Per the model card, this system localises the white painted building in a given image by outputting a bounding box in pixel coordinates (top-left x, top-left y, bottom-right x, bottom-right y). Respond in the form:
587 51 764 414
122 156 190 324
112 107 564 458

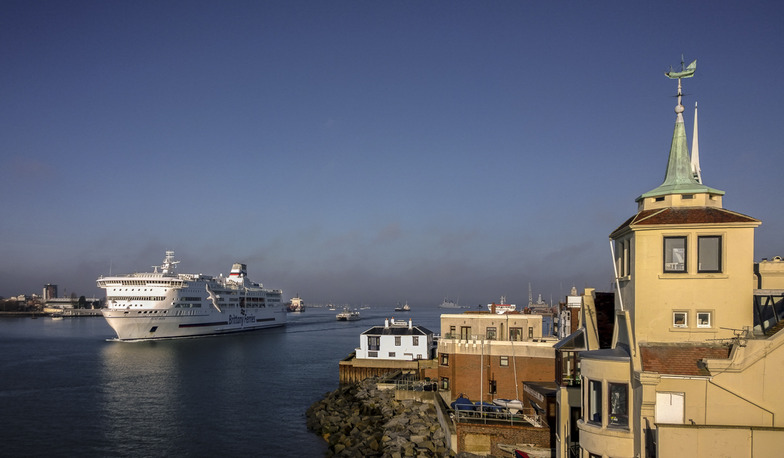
355 318 436 361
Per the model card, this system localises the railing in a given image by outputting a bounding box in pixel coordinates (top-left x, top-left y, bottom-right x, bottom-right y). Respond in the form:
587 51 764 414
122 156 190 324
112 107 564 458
452 405 543 427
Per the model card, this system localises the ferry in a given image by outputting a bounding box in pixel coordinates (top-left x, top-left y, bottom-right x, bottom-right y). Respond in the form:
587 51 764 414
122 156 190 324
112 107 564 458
97 251 285 341
336 307 360 321
488 296 516 314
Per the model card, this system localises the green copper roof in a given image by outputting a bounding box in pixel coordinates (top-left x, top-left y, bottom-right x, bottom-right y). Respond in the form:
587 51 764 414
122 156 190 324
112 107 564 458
636 115 724 201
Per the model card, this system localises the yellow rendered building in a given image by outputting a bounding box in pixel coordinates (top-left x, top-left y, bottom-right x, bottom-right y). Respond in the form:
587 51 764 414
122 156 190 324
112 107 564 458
558 70 784 457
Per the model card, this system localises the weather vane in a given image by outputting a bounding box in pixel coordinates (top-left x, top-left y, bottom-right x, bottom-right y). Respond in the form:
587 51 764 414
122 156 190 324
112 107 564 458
665 56 697 114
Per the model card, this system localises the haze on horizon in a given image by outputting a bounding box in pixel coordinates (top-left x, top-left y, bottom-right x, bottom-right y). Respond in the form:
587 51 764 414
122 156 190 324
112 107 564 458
2 1 783 308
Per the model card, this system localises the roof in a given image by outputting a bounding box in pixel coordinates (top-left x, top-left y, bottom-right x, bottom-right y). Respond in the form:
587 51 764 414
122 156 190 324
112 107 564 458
361 325 433 336
636 116 724 201
610 207 760 237
640 344 731 376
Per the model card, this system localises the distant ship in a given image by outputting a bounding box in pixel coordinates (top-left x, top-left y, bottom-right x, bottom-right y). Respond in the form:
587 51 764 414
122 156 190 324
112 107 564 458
286 295 305 313
394 301 411 312
336 307 360 321
97 251 285 341
487 296 516 314
439 297 463 309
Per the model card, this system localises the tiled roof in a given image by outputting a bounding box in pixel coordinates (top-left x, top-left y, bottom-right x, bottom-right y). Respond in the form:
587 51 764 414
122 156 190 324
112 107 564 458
640 344 731 376
610 207 759 237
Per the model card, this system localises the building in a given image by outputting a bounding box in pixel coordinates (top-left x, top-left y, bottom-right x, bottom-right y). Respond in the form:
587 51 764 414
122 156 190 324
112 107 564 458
555 66 784 457
355 317 436 361
339 318 437 384
438 311 556 405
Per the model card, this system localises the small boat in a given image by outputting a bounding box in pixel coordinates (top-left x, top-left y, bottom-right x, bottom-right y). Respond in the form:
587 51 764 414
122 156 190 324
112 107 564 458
336 307 360 321
450 394 474 412
488 296 516 314
493 398 524 414
394 301 411 312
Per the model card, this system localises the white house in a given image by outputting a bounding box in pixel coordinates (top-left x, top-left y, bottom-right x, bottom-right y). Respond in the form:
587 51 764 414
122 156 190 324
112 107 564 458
356 318 436 361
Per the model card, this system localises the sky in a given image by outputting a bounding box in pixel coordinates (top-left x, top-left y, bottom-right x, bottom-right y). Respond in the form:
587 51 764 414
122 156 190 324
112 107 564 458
1 1 783 307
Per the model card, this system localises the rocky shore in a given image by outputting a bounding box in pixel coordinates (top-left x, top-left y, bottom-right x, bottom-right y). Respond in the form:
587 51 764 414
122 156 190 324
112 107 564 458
306 377 454 457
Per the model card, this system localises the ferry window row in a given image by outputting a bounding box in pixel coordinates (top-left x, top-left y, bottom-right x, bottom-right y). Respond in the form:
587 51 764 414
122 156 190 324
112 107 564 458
109 296 166 301
664 235 722 273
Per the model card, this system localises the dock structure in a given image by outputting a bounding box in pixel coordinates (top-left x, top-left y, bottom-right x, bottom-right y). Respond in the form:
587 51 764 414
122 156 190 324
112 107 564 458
338 351 437 384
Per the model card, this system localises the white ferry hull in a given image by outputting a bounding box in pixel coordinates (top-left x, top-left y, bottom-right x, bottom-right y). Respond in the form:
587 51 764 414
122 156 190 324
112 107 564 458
102 308 286 341
97 251 286 341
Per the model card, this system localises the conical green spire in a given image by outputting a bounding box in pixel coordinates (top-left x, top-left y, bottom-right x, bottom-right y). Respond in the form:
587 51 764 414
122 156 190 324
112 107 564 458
637 66 723 202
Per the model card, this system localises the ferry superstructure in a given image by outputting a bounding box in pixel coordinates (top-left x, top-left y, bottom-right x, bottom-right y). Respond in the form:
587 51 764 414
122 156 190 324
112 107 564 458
97 251 285 340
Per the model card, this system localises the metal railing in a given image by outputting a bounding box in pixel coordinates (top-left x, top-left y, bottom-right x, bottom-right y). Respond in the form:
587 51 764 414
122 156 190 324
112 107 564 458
452 405 543 427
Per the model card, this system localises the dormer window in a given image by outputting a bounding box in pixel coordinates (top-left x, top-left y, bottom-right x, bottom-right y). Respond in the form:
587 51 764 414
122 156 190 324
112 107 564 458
664 236 687 272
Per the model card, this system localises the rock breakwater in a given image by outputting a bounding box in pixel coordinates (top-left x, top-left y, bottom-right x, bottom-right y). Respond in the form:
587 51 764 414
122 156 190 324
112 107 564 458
306 377 453 457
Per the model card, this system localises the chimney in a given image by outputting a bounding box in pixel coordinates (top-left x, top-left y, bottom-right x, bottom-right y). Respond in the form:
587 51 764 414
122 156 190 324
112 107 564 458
408 318 412 330
385 318 389 328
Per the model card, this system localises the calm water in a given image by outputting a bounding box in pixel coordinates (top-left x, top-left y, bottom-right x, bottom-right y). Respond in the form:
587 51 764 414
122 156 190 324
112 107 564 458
0 306 444 457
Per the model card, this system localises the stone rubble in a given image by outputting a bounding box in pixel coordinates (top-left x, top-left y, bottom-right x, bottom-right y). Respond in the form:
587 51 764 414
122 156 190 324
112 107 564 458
306 377 455 457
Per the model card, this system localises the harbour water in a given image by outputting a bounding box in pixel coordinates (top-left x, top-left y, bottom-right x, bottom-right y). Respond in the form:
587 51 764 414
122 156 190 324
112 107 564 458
0 306 446 457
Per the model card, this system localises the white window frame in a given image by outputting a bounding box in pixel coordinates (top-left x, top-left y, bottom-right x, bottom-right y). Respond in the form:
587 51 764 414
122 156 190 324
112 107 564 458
697 311 712 328
673 311 688 328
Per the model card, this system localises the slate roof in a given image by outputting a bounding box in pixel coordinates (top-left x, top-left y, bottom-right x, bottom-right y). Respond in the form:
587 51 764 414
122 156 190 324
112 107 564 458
361 325 433 336
610 207 759 238
639 344 731 376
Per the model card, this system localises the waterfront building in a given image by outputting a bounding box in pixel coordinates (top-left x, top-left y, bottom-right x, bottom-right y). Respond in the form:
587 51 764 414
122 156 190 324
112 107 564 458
355 318 436 361
339 318 437 384
554 68 784 457
437 311 556 405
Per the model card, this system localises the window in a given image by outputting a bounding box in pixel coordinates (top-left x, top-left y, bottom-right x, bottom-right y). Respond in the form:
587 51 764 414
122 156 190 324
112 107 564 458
449 325 456 338
486 327 497 340
697 311 711 328
500 356 509 367
588 380 602 424
510 327 522 341
673 312 688 328
388 352 395 358
528 327 534 339
369 351 378 358
460 326 471 340
368 336 380 351
395 336 401 346
441 353 449 366
616 238 630 277
664 236 687 272
441 377 450 390
698 236 722 273
609 383 628 427
412 336 419 345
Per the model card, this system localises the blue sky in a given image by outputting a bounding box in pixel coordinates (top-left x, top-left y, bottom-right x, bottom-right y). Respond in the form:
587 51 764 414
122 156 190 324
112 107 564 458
2 1 783 306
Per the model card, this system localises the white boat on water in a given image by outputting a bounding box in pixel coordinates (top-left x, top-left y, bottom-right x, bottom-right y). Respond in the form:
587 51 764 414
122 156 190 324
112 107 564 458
97 251 286 341
286 295 305 313
394 301 411 312
488 296 516 314
336 307 360 321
